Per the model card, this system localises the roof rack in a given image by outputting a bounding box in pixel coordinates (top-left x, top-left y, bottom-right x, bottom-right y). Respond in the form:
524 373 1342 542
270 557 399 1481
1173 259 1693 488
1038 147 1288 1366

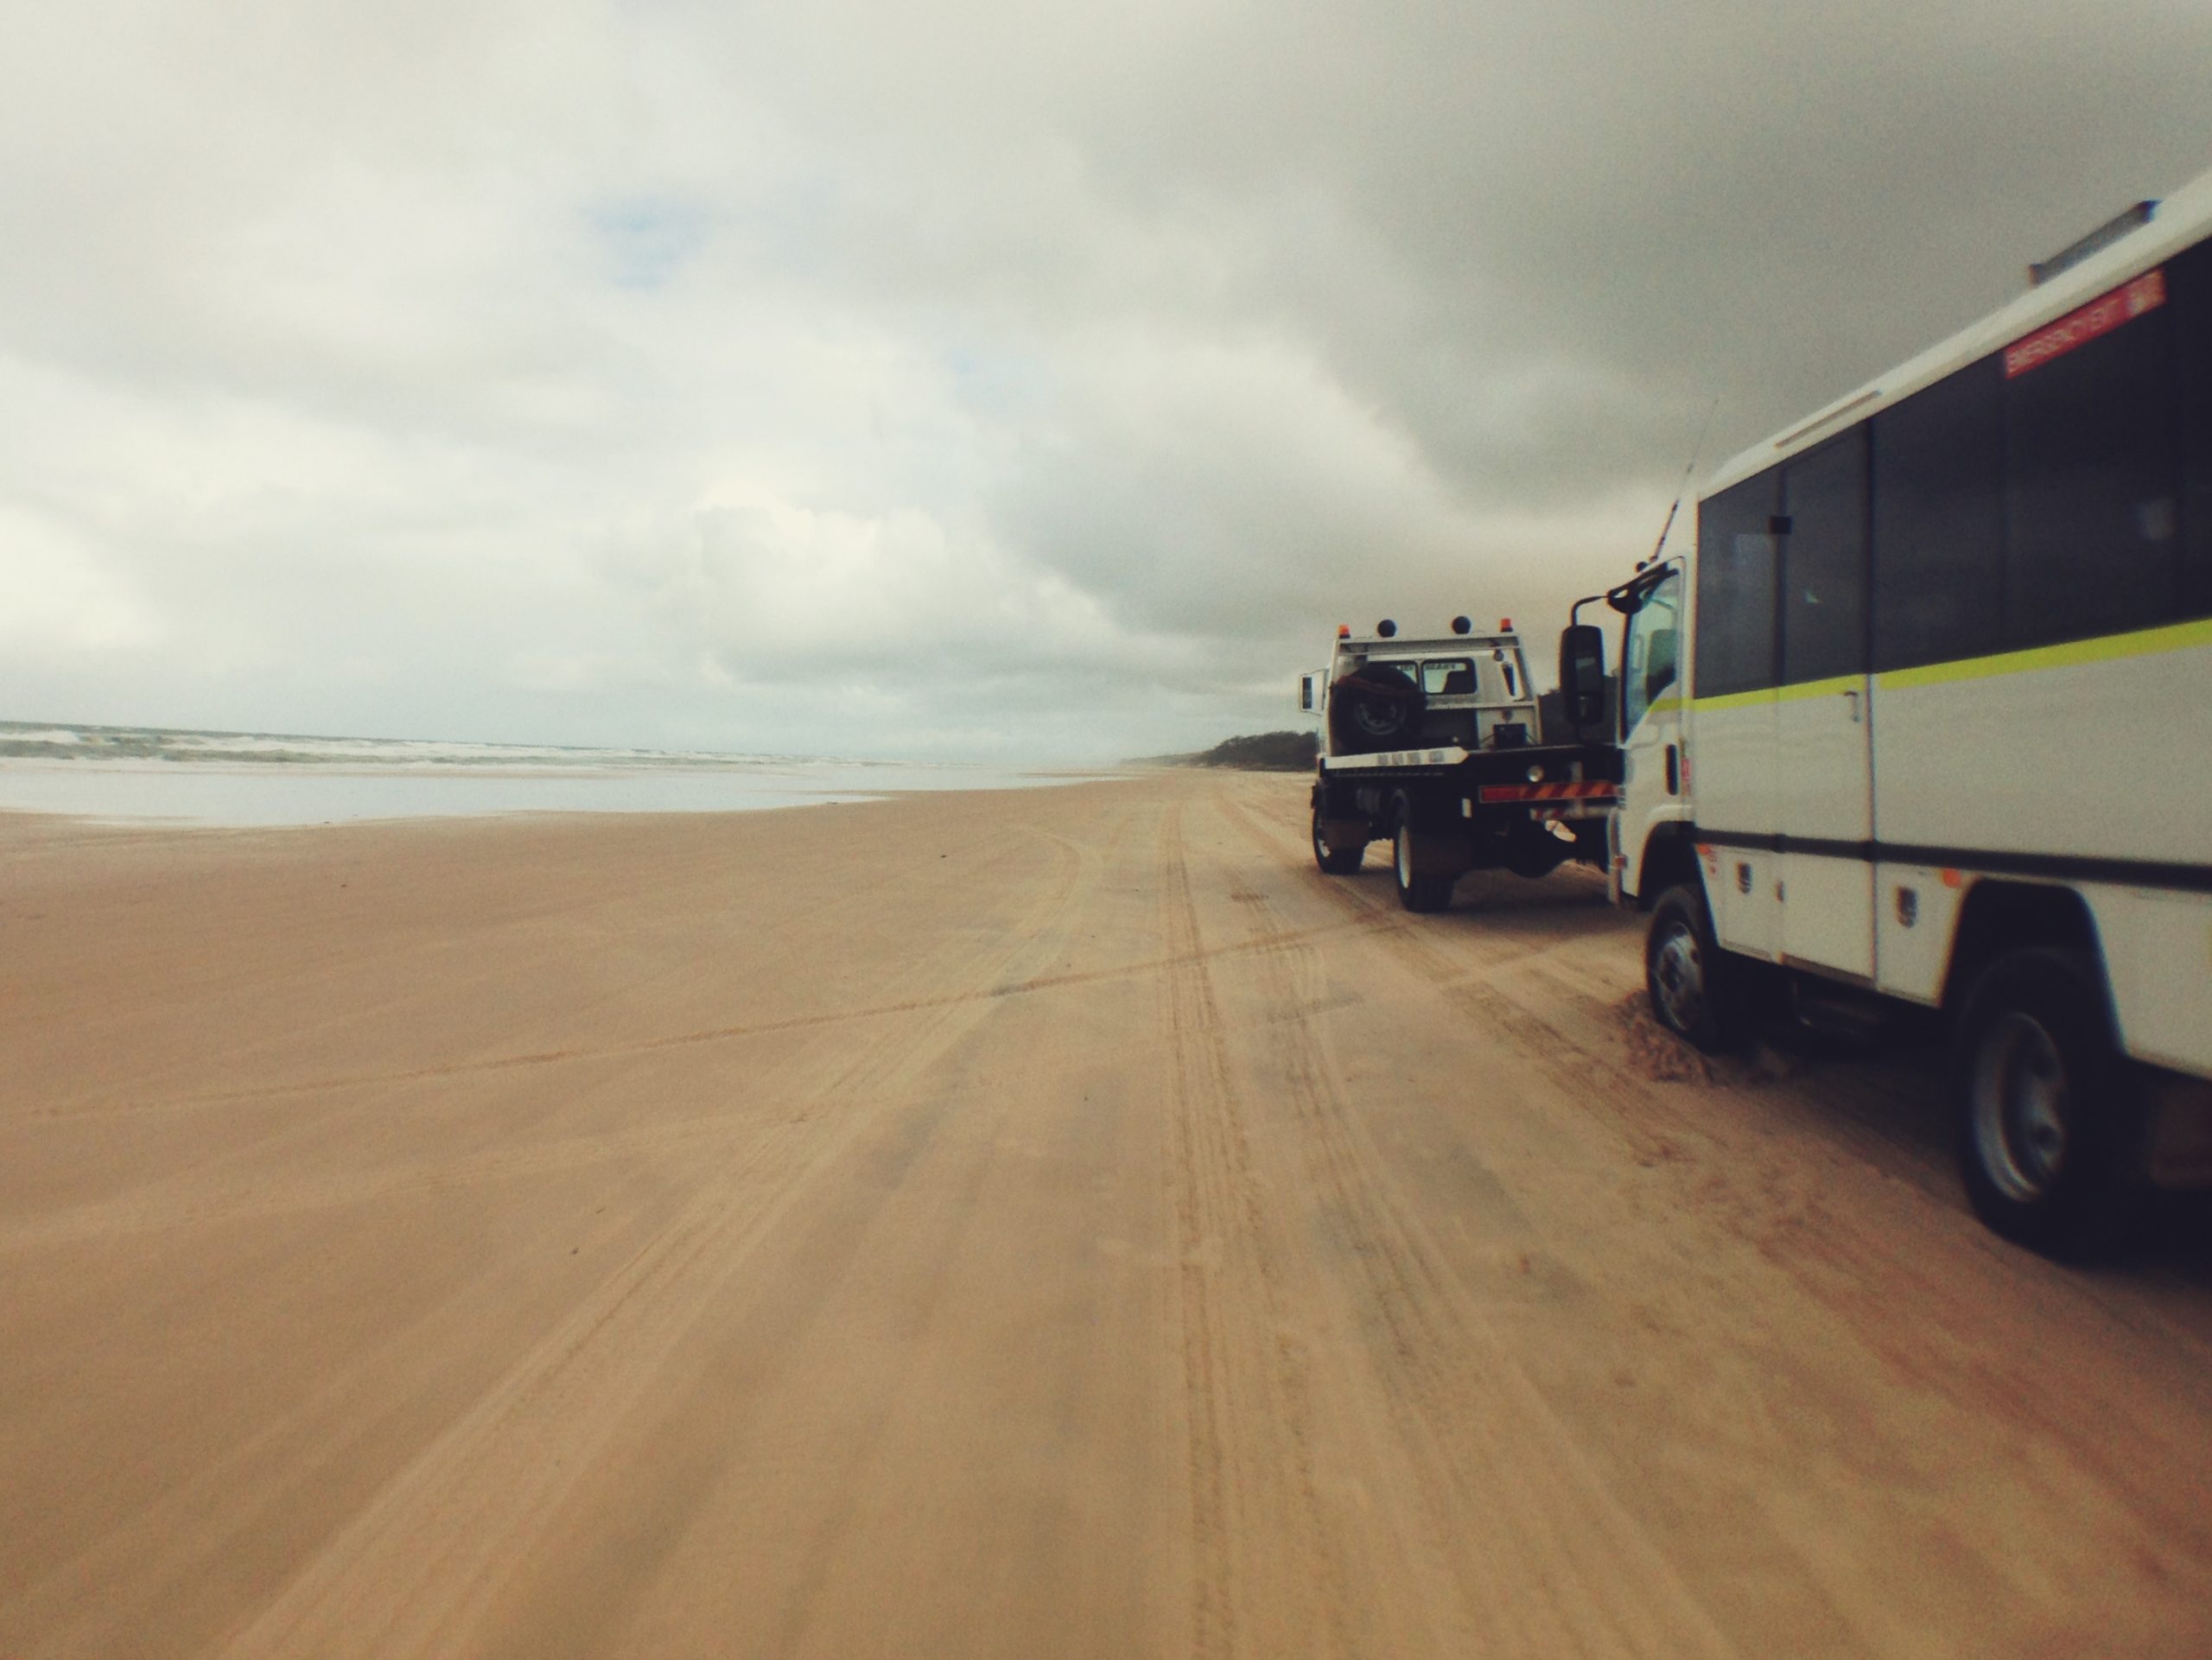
2029 200 2158 287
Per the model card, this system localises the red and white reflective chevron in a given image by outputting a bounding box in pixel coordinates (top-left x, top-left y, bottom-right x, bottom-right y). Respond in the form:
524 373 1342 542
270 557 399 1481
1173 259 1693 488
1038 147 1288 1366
1475 780 1619 803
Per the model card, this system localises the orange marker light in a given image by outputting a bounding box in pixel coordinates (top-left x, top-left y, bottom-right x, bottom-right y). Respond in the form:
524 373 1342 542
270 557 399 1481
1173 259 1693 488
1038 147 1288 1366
1499 617 1512 630
1941 868 1964 888
1337 624 1351 638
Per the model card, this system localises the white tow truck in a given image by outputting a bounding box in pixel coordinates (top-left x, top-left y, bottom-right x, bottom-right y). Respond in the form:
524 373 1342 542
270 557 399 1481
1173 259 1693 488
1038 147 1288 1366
1300 615 1621 912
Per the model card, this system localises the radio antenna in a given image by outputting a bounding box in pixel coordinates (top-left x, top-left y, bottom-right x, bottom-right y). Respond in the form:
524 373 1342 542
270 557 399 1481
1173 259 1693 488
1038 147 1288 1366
1638 396 1719 569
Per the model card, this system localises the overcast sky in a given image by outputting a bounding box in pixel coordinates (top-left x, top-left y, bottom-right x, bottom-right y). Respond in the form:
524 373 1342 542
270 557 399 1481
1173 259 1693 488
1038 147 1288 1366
4 1 2209 763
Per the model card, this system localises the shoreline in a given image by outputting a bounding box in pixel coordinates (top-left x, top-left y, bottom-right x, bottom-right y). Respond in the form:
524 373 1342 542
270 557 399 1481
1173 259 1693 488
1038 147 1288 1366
0 756 1134 830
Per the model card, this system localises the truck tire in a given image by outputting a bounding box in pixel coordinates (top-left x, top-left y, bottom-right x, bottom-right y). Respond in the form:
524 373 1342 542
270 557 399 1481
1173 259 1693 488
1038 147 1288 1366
1644 883 1747 1052
1312 802 1363 875
1951 948 2143 1256
1504 822 1570 880
1394 821 1453 913
1328 666 1425 754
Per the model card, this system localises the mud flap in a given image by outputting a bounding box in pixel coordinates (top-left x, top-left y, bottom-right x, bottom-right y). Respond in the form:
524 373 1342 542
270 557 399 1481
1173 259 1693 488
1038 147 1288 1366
1400 826 1471 881
1319 817 1371 852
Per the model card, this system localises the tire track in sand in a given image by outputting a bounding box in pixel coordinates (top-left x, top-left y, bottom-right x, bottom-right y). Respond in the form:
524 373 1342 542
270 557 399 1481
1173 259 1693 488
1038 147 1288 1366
1157 799 1354 1660
1203 781 1736 1656
200 822 1105 1660
35 904 1414 1123
1227 900 1733 1650
7 815 947 1123
0 1112 738 1253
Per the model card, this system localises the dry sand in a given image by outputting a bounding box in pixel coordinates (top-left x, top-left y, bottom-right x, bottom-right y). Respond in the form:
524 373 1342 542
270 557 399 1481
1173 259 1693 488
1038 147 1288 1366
4 770 2212 1658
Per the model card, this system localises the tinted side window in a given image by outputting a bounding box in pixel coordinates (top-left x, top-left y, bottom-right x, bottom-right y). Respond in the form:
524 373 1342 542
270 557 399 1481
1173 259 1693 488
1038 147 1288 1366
1780 428 1868 684
1871 355 2006 671
1695 470 1781 696
2003 278 2179 648
2173 237 2212 620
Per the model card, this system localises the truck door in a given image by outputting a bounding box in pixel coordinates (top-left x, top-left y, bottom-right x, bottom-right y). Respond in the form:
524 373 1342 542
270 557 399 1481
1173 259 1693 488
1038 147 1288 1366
1692 470 1783 959
1775 428 1874 979
1618 567 1685 895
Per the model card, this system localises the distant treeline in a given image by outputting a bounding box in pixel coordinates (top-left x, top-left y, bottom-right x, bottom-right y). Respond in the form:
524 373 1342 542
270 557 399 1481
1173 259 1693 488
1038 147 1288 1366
1171 730 1320 771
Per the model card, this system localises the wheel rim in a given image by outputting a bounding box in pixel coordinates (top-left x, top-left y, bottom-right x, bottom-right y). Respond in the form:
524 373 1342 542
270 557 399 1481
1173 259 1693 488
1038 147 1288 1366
1650 919 1705 1034
1971 1010 2071 1203
1354 704 1403 741
1395 824 1414 889
1313 818 1329 862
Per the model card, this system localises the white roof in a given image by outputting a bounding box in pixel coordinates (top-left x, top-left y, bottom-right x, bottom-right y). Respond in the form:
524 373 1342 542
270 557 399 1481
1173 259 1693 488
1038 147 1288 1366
1705 161 2212 498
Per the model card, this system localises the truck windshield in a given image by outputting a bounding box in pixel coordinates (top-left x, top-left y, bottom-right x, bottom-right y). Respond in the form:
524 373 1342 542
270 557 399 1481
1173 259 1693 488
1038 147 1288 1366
1622 570 1682 732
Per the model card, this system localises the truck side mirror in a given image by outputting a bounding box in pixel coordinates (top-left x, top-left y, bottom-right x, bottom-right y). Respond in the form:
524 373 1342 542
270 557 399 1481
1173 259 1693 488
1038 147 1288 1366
1558 625 1605 730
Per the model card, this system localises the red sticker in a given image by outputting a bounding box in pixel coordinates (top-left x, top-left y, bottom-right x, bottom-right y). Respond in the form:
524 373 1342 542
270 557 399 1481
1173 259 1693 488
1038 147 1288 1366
2005 270 2165 378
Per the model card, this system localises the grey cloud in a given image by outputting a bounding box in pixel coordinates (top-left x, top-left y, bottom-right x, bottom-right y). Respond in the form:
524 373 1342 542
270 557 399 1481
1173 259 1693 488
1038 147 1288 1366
3 0 2209 762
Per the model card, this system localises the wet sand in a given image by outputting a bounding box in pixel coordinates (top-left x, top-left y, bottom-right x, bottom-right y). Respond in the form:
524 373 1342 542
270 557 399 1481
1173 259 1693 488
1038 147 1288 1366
5 772 2212 1657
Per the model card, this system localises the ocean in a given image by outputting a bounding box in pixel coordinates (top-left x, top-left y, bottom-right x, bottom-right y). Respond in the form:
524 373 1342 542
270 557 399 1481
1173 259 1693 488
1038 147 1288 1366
0 722 1110 827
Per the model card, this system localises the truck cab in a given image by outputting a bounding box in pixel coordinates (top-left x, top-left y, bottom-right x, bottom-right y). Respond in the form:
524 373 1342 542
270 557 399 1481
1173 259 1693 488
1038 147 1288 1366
1610 563 1690 906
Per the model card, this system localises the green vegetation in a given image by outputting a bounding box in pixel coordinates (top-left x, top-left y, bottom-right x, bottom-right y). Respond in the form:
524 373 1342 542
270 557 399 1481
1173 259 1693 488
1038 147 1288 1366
1162 730 1319 771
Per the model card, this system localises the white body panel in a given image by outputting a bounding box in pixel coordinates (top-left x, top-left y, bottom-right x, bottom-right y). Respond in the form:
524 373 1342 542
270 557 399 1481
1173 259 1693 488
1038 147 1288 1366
1871 640 2212 867
1660 634 2212 1077
1323 747 1470 770
1870 862 1969 1005
2100 886 2212 1073
1863 634 2212 1073
1683 700 1780 958
1777 681 1874 978
1665 646 2212 1078
1616 704 1685 898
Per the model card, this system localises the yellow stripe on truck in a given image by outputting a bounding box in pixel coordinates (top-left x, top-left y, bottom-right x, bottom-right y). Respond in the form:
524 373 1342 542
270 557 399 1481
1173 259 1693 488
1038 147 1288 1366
1874 614 2212 690
1691 674 1855 712
1685 687 1774 713
1680 616 2212 709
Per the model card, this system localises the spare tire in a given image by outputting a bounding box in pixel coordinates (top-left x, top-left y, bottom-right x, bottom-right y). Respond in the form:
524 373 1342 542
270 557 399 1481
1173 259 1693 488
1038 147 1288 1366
1329 665 1425 754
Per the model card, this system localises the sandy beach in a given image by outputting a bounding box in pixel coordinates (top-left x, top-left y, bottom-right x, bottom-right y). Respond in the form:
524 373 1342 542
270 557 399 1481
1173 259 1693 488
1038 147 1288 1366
5 770 2212 1659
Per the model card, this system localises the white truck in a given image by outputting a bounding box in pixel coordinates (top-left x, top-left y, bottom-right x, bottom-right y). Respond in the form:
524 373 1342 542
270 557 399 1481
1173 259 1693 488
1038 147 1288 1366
1300 616 1620 912
1560 179 2212 1254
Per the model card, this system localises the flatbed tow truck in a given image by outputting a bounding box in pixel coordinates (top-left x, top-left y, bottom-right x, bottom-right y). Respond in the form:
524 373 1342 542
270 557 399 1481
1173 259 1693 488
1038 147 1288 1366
1300 615 1621 912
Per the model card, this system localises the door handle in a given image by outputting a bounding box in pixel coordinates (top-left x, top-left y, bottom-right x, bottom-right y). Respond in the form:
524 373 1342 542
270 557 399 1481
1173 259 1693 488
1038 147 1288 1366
1663 742 1679 795
1842 688 1861 724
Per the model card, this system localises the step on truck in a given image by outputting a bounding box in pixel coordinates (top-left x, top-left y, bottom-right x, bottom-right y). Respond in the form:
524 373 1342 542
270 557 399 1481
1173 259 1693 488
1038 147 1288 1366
1299 615 1621 912
1559 177 2212 1255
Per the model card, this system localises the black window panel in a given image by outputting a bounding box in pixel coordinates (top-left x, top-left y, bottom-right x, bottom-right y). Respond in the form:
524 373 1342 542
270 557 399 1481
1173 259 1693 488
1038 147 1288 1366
1871 354 2006 672
1780 429 1869 683
2003 289 2179 649
2171 236 2212 620
1694 468 1780 696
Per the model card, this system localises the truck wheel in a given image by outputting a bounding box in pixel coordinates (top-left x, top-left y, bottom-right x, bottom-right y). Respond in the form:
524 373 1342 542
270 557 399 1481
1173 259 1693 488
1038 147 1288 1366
1504 823 1570 880
1645 884 1746 1052
1394 822 1453 913
1951 948 2142 1256
1312 803 1363 875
